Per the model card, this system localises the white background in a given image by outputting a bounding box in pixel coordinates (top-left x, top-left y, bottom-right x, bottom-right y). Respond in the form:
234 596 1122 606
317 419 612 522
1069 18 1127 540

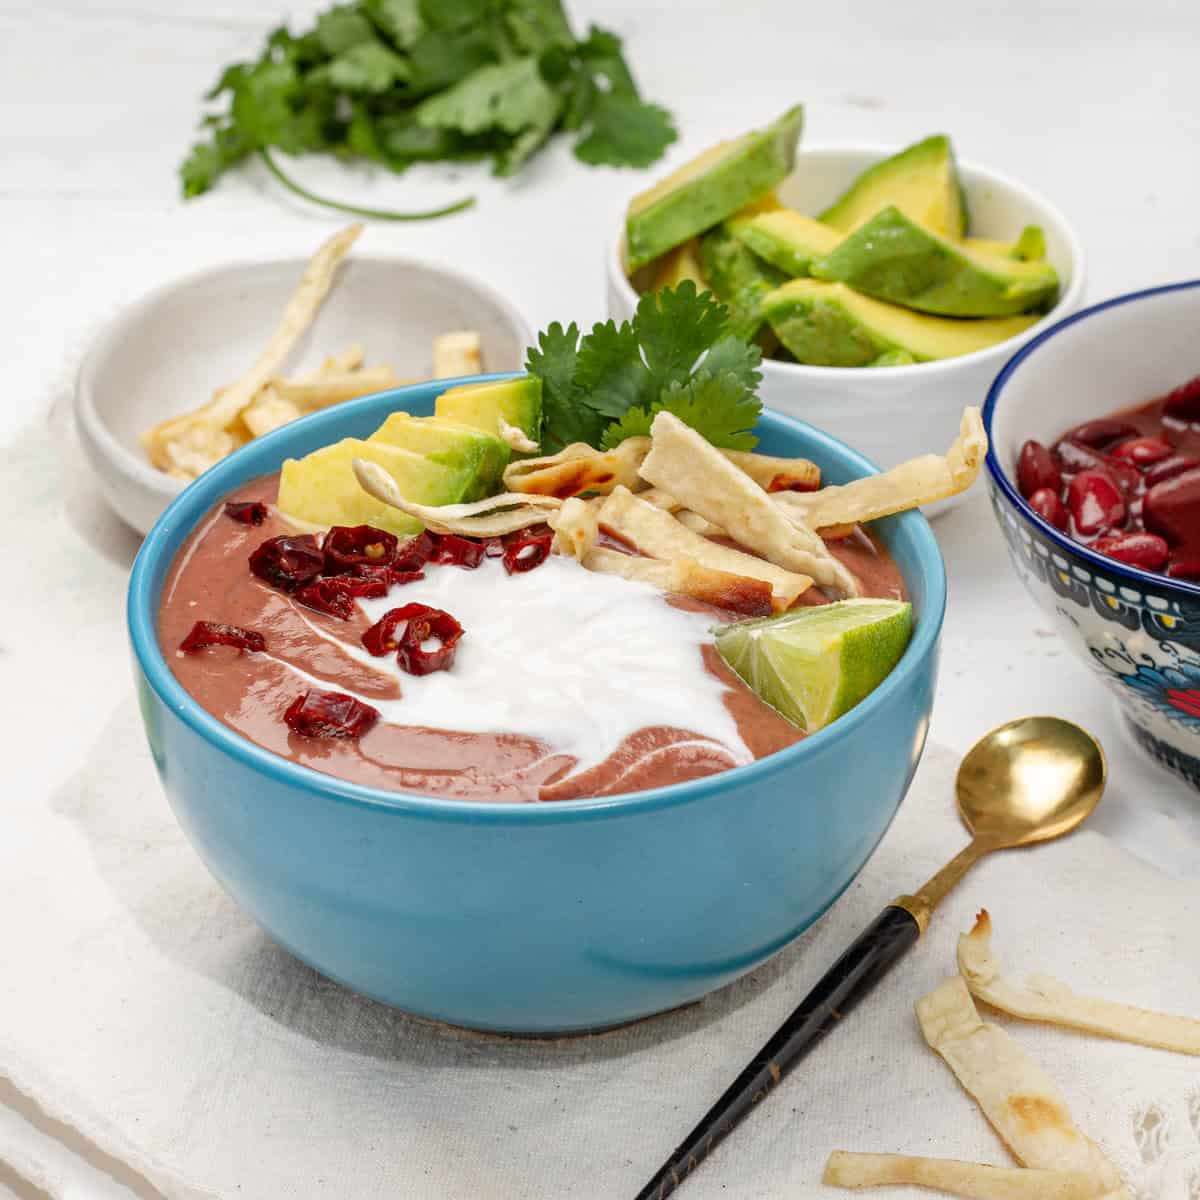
3 0 1200 1190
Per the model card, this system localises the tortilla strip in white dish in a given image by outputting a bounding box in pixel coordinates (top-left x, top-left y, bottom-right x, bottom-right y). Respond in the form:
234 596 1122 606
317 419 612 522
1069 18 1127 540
595 486 810 608
822 1151 1105 1198
638 412 857 596
959 911 1200 1056
775 407 987 531
916 977 1129 1196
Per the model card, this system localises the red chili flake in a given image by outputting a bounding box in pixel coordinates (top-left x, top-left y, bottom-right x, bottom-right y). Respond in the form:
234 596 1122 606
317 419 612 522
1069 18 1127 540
483 537 506 558
283 689 379 739
322 525 399 574
395 607 464 676
179 621 266 653
249 534 324 592
393 531 438 571
294 578 358 620
432 534 485 568
362 603 437 656
502 528 553 574
352 563 426 589
224 500 268 525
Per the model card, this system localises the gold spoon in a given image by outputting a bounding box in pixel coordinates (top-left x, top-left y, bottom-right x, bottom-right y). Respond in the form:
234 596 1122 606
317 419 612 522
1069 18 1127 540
635 716 1107 1200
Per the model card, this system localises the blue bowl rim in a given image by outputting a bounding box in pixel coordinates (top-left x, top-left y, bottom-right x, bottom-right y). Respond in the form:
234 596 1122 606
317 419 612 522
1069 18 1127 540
984 278 1200 598
128 376 947 825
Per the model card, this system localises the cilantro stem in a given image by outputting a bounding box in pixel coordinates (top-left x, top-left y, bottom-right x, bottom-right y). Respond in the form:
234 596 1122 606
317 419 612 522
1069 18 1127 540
258 149 475 222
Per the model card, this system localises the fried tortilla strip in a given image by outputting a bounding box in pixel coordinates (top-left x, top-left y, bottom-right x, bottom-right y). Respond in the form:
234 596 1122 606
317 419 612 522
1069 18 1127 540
142 223 363 470
597 486 809 608
549 497 600 560
504 439 650 498
723 449 820 494
639 412 857 596
959 911 1200 1056
433 330 482 378
917 977 1128 1196
301 344 365 379
240 384 303 439
275 366 404 410
638 490 725 537
353 458 560 536
777 407 987 531
823 1151 1103 1199
581 548 774 617
499 417 539 454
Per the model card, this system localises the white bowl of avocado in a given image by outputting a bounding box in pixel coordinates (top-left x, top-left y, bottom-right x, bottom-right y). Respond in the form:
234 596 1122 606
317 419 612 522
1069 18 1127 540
608 110 1085 484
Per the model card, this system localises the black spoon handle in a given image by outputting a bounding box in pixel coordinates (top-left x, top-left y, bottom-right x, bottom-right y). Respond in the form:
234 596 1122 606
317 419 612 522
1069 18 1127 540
634 904 921 1200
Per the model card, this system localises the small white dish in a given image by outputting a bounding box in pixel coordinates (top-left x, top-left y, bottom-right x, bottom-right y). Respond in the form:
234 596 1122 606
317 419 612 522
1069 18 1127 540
76 255 534 535
607 143 1086 492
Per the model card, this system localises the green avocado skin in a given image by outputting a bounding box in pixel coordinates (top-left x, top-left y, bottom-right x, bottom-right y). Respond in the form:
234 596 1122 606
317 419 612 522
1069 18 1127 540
699 226 788 340
810 206 1059 317
765 296 905 367
625 105 804 271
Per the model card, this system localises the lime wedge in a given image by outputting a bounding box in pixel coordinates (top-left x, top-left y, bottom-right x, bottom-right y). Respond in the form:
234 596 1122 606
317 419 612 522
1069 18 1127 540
714 598 913 732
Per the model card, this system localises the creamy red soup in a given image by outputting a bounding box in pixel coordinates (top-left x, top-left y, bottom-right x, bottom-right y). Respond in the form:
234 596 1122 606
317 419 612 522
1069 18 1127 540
159 475 907 803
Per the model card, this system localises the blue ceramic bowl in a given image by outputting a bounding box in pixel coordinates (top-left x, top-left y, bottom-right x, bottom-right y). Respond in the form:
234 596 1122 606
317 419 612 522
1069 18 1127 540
128 377 946 1033
985 281 1200 791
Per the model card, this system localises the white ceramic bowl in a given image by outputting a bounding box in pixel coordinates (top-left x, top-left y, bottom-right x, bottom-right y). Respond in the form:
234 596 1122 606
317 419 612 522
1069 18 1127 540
985 281 1200 790
76 256 533 535
607 143 1086 479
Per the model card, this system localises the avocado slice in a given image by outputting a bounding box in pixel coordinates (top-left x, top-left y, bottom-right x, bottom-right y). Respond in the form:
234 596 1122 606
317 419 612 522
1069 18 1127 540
819 135 967 239
648 238 709 292
698 225 788 340
624 105 804 271
435 376 543 446
277 439 477 535
810 206 1059 317
965 225 1047 263
369 413 509 500
726 206 841 275
762 279 1039 366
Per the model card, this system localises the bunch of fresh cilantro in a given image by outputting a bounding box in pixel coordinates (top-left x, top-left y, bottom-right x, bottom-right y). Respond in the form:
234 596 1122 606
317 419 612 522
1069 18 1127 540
181 0 676 220
526 283 765 455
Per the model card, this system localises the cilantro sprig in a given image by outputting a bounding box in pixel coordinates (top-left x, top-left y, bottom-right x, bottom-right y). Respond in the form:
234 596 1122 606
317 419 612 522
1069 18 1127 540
182 0 676 219
525 283 765 455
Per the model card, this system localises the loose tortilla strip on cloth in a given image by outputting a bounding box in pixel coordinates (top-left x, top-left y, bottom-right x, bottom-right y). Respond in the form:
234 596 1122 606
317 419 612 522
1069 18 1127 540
776 407 987 531
823 1151 1104 1199
580 548 774 617
638 412 857 596
917 977 1129 1197
959 910 1200 1056
275 365 404 410
596 486 810 608
142 223 363 472
353 458 560 536
503 439 650 498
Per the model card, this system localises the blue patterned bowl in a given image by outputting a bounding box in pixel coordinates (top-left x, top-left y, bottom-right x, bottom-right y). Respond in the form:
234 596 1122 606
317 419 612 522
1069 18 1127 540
985 281 1200 789
128 379 946 1033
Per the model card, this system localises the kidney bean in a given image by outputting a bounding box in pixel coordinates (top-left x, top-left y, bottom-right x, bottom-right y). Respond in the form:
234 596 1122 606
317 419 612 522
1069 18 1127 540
1090 531 1170 571
1144 454 1200 487
1053 439 1141 492
1143 465 1200 547
1027 487 1069 530
1110 436 1174 469
1067 470 1126 535
1161 375 1200 425
1063 418 1140 449
1015 440 1061 499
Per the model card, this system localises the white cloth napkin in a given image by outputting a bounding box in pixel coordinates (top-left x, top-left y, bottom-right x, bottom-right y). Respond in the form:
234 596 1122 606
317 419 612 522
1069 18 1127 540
4 417 1200 1200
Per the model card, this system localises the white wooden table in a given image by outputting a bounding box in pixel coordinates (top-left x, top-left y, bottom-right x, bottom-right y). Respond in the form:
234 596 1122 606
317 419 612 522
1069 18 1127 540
4 0 1200 1191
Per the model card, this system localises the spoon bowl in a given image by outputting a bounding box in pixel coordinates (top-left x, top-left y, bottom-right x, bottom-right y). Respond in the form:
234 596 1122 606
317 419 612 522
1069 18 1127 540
955 716 1107 849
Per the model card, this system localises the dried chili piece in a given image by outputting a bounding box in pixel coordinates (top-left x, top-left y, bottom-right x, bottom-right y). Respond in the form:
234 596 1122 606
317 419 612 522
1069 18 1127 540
249 534 324 592
283 689 379 739
502 528 553 575
179 621 266 653
294 578 358 620
362 603 437 657
224 500 268 525
352 564 425 589
395 607 464 676
432 534 485 568
323 525 399 574
393 531 438 572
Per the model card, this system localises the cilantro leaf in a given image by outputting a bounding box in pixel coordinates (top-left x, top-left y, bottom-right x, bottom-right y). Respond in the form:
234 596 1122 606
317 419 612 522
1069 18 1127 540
314 6 376 54
364 0 424 48
526 322 608 453
325 41 409 93
601 370 761 452
701 335 763 395
634 281 731 391
416 57 557 138
573 92 676 168
505 0 575 53
573 320 653 417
